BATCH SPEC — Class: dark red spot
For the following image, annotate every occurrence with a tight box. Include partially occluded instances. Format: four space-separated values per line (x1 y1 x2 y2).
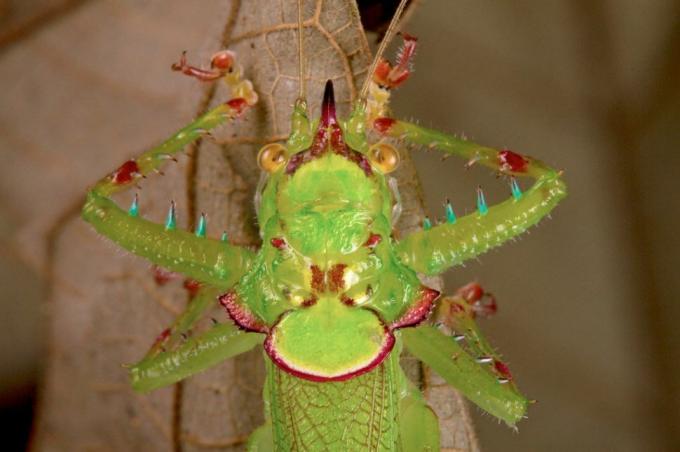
301 296 318 308
364 233 382 248
457 282 484 304
373 117 396 134
152 328 171 347
340 294 355 306
183 279 201 299
328 264 346 292
112 160 139 184
494 360 513 380
310 265 325 293
270 237 286 249
498 149 528 173
152 266 177 285
227 97 248 115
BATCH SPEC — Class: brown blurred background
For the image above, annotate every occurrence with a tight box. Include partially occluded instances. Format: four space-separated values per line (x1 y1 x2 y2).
0 0 678 451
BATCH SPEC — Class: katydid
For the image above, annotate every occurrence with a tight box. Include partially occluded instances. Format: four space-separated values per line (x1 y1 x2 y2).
82 2 566 450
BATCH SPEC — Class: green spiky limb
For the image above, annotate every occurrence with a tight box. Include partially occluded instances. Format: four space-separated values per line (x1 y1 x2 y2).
82 100 255 287
143 285 220 359
401 326 528 426
130 321 263 393
374 119 567 275
92 100 248 198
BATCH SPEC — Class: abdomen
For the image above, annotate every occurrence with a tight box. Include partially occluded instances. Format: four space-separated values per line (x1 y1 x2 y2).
266 354 401 451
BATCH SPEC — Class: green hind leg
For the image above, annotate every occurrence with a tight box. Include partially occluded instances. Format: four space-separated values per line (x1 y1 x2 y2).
129 285 263 392
401 284 529 427
372 119 567 275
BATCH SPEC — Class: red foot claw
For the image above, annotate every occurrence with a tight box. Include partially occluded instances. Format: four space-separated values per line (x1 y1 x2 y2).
373 34 417 89
456 282 497 318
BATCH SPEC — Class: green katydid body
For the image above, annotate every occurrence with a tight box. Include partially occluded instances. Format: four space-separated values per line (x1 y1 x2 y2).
82 35 565 451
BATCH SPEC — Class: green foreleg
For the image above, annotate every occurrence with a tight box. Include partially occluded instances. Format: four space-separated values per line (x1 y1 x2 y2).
401 326 528 427
82 100 255 287
374 119 567 275
130 318 263 393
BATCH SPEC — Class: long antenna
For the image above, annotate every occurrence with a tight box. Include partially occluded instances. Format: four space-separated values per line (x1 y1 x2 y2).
359 0 409 99
297 0 306 99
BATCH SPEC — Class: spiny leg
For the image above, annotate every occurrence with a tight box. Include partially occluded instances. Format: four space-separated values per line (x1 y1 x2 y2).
130 286 263 393
132 286 264 393
82 50 258 288
144 284 222 359
402 282 527 426
373 118 567 275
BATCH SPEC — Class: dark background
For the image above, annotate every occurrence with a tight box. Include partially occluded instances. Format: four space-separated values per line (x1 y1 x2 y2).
1 1 679 451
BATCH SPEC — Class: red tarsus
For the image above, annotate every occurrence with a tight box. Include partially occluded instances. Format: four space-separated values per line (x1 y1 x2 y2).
112 160 140 184
373 117 397 134
498 149 528 173
372 33 417 89
270 237 286 249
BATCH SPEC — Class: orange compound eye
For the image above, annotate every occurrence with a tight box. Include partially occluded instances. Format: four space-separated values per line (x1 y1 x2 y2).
368 143 400 173
257 143 288 173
